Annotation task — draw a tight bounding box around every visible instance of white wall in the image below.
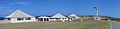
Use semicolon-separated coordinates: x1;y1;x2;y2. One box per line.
49;19;56;21
10;17;36;23
24;17;37;22
49;18;68;21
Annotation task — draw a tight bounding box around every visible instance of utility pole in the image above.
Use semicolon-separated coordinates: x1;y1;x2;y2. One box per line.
94;7;99;20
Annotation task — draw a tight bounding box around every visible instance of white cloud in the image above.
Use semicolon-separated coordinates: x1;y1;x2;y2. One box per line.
17;2;27;5
7;2;28;6
0;7;10;8
0;2;28;8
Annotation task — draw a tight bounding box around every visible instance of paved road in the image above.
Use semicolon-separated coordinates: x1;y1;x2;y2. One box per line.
110;21;120;29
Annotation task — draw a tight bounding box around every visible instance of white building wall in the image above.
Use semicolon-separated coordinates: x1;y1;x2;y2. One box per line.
64;18;68;20
10;17;36;23
60;18;68;20
49;19;56;21
24;17;36;22
49;18;68;21
10;18;23;23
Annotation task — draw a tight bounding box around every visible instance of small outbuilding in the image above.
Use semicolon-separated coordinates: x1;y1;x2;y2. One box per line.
50;13;68;22
68;14;79;21
4;10;36;23
38;16;49;21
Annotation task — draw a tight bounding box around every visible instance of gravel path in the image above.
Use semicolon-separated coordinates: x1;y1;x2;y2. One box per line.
110;21;120;29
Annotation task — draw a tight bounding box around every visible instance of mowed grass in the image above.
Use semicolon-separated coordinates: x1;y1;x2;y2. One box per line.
0;21;110;29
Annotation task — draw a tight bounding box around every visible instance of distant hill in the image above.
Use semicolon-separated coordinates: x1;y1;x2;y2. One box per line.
0;17;4;20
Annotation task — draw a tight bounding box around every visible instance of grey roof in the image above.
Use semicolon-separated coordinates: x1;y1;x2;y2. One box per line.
51;13;67;18
5;10;34;18
69;14;79;17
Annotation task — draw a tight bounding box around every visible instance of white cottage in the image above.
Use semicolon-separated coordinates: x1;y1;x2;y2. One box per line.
68;14;79;21
69;14;79;18
50;13;68;22
38;16;49;21
5;10;36;23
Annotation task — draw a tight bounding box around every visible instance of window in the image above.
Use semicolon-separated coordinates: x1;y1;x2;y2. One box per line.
39;18;43;21
50;18;54;19
56;18;61;19
63;18;64;19
8;18;11;20
62;18;67;19
17;18;24;21
25;18;31;20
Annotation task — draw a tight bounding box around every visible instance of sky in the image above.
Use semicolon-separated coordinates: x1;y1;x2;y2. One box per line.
0;0;119;18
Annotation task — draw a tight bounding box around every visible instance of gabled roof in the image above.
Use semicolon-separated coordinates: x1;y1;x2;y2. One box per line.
51;13;67;18
5;10;34;18
69;14;78;17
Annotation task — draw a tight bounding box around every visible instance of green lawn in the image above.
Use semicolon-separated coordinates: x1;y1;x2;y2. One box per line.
0;21;110;29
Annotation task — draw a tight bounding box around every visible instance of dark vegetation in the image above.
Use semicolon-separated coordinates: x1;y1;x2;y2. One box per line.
79;15;120;22
0;17;4;20
0;15;120;21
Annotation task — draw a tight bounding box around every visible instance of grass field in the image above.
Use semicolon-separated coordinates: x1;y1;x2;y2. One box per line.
0;21;110;29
